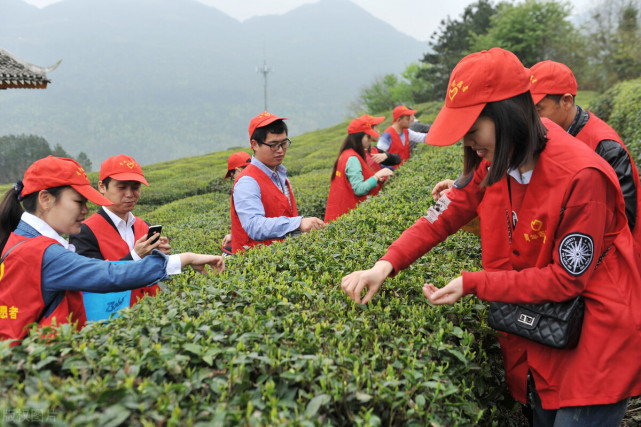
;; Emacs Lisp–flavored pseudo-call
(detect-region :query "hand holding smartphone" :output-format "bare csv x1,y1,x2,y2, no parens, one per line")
147,225,162,244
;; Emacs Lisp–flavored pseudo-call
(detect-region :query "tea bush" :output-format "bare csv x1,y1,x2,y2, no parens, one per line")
589,79,641,165
146,192,232,254
7,94,639,425
0,141,525,426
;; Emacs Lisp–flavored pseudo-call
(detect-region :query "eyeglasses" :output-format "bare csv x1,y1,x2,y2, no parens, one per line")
258,138,292,152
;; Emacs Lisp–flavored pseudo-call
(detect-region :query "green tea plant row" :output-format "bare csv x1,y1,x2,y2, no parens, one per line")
0,143,523,426
2,93,639,425
590,78,641,166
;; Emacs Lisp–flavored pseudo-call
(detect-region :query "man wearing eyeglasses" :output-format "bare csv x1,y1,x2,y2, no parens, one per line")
230,111,325,253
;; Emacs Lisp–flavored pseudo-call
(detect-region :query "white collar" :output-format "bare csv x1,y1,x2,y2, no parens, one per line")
508,168,533,184
251,156,288,176
21,212,73,251
103,207,136,228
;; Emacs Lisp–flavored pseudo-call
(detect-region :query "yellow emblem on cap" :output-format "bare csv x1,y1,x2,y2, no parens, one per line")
76,167,87,179
448,80,469,102
120,160,137,169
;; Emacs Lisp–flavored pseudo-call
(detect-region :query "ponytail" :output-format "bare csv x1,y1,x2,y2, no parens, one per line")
0,183,26,252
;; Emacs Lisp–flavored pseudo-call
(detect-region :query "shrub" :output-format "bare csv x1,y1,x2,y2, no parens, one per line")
589,79,641,166
0,143,523,425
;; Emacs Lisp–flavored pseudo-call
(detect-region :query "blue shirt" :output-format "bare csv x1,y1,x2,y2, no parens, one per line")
14,221,171,318
233,157,302,241
377,128,427,151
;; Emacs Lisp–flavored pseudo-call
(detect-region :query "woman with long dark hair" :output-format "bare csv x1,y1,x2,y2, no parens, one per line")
341,48,641,426
0,156,224,344
324,117,393,222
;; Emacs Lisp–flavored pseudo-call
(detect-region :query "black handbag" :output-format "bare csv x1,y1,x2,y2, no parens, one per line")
487,297,584,349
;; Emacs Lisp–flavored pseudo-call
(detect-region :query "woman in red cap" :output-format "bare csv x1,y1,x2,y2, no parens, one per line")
221,152,251,255
324,117,394,222
360,114,401,172
341,48,641,425
0,156,224,345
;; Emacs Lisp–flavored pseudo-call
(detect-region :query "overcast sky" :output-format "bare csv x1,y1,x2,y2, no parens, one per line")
23,0,601,41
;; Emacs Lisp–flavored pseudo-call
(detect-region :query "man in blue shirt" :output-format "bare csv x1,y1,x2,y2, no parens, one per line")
377,105,429,166
231,112,324,252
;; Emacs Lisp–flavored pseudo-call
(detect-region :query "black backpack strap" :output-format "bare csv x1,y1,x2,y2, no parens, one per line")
0,240,27,263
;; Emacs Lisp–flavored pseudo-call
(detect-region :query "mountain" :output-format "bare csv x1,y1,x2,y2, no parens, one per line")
0,0,426,166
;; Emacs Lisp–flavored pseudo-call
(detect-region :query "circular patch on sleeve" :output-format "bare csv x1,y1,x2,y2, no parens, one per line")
558,233,594,276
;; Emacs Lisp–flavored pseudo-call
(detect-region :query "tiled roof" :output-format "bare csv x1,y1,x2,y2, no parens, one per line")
0,48,61,90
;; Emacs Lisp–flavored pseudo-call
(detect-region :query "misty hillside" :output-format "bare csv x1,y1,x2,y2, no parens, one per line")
0,0,426,166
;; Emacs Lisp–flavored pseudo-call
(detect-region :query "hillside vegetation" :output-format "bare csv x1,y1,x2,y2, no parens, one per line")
1,90,641,425
0,0,424,166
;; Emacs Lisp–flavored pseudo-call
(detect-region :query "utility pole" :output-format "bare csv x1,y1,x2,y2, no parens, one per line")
256,59,272,111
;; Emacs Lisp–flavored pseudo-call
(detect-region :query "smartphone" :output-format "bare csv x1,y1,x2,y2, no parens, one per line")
147,225,162,244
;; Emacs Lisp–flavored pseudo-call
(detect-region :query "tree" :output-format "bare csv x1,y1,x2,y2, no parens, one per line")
76,152,93,172
0,135,76,183
470,0,586,68
351,63,433,114
613,4,641,81
0,135,50,183
583,1,641,88
51,143,71,158
355,74,400,114
419,0,498,100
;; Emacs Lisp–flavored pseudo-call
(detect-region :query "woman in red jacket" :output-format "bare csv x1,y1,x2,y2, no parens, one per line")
341,48,641,426
324,117,393,222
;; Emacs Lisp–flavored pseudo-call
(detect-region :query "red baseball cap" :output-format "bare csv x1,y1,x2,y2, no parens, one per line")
99,154,149,186
425,48,531,147
248,111,288,141
529,60,578,104
359,114,386,125
392,105,417,122
21,156,113,206
225,152,251,179
348,117,380,138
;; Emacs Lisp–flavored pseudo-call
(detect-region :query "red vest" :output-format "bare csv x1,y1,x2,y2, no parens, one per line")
231,164,298,253
83,213,160,305
475,121,641,408
385,126,411,167
575,111,641,262
365,147,382,172
0,234,87,344
325,149,380,222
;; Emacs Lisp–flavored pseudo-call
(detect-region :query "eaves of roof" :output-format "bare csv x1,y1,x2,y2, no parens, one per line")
0,48,61,90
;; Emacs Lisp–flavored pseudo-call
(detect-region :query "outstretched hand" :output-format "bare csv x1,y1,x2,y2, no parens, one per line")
374,168,394,182
180,253,225,274
341,261,393,304
423,276,464,305
157,236,171,255
431,179,455,201
299,217,325,232
371,153,387,164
